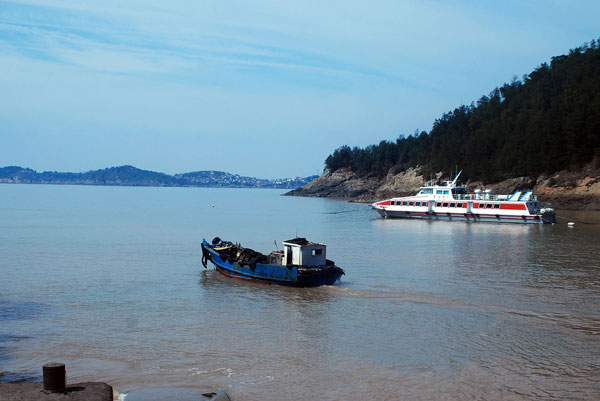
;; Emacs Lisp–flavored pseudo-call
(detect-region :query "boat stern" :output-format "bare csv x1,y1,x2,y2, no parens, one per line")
297,264,345,286
539,207,556,224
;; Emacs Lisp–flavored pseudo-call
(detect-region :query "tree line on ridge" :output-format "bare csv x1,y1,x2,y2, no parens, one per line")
325,39,600,182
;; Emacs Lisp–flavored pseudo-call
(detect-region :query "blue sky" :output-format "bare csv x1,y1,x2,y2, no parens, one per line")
1,0,599,178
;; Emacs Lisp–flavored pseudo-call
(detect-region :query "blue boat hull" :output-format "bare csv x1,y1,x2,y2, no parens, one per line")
201,239,343,287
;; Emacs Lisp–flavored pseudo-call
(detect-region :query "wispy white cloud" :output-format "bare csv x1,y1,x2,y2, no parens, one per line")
1,0,403,91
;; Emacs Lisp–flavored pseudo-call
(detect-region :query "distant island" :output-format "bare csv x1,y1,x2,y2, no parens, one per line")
287,39,600,210
0,165,318,189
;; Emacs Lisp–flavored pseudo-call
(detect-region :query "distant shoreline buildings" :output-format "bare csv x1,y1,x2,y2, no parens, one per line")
0,165,318,189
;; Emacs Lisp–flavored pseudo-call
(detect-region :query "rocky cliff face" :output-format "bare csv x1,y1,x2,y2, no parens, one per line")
286,164,600,210
285,167,425,201
285,168,381,198
534,170,600,210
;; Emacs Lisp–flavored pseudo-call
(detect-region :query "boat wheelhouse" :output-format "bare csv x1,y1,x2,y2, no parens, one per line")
372,171,556,224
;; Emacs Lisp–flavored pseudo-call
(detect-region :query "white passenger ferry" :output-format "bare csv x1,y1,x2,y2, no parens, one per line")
372,171,556,224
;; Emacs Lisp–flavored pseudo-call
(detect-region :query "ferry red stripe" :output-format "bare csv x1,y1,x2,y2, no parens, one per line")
501,203,527,210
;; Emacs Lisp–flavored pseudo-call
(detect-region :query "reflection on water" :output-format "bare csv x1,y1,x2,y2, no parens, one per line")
0,185,599,400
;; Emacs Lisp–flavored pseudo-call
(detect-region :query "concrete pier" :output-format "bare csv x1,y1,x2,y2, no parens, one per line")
0,363,112,401
0,363,232,401
0,382,113,401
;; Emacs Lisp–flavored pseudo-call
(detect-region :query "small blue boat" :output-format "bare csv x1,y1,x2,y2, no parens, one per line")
201,237,344,287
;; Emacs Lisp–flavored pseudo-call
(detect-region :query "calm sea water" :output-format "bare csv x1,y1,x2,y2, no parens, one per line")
1,184,599,400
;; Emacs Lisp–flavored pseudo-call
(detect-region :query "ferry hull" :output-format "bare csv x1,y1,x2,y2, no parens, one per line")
374,208,556,224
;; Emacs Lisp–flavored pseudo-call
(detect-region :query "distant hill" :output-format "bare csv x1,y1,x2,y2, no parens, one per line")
0,165,318,189
324,39,600,183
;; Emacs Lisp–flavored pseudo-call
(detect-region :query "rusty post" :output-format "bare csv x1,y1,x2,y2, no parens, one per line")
43,363,66,393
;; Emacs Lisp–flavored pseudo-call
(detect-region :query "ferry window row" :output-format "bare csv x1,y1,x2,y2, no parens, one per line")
393,201,504,209
428,202,501,208
478,203,501,209
391,201,429,206
435,202,465,208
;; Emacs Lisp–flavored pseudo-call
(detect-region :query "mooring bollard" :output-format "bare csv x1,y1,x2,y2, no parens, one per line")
43,363,66,393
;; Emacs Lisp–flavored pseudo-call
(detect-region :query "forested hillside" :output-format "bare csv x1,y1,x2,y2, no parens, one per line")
325,40,600,182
